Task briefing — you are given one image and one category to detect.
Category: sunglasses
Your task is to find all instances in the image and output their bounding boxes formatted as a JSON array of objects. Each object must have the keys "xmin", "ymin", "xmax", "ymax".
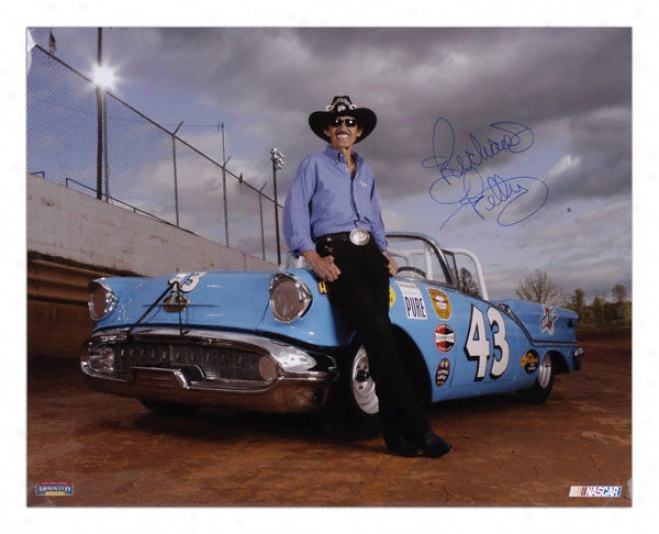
[{"xmin": 329, "ymin": 118, "xmax": 358, "ymax": 128}]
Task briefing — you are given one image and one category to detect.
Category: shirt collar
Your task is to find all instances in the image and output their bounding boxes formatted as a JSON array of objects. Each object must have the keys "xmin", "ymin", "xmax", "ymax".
[{"xmin": 324, "ymin": 144, "xmax": 361, "ymax": 164}]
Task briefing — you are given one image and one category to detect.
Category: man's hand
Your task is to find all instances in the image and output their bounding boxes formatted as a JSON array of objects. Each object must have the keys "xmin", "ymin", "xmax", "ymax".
[
  {"xmin": 302, "ymin": 250, "xmax": 342, "ymax": 282},
  {"xmin": 382, "ymin": 250, "xmax": 399, "ymax": 277}
]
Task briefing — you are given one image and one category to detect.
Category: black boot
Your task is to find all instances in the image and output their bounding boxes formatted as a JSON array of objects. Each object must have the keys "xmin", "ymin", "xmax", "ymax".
[
  {"xmin": 418, "ymin": 430, "xmax": 452, "ymax": 458},
  {"xmin": 384, "ymin": 433, "xmax": 424, "ymax": 457},
  {"xmin": 385, "ymin": 430, "xmax": 452, "ymax": 458}
]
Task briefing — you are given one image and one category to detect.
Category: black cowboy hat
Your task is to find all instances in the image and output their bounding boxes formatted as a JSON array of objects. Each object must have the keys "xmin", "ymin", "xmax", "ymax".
[{"xmin": 308, "ymin": 95, "xmax": 377, "ymax": 143}]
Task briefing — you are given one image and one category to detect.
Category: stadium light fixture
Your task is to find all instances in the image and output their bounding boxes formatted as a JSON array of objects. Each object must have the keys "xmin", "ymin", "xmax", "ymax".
[{"xmin": 91, "ymin": 63, "xmax": 118, "ymax": 91}]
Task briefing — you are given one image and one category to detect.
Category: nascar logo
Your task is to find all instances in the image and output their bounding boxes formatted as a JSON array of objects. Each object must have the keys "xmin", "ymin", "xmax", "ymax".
[{"xmin": 569, "ymin": 485, "xmax": 623, "ymax": 498}]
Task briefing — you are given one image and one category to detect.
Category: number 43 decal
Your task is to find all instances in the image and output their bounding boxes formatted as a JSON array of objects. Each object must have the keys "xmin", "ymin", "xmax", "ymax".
[
  {"xmin": 465, "ymin": 305, "xmax": 510, "ymax": 381},
  {"xmin": 168, "ymin": 271, "xmax": 207, "ymax": 293}
]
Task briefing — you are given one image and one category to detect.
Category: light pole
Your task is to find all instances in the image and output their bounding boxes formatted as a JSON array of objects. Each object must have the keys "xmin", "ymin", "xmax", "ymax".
[
  {"xmin": 92, "ymin": 27, "xmax": 119, "ymax": 202},
  {"xmin": 171, "ymin": 121, "xmax": 183, "ymax": 226},
  {"xmin": 96, "ymin": 28, "xmax": 103, "ymax": 200},
  {"xmin": 258, "ymin": 183, "xmax": 267, "ymax": 261},
  {"xmin": 269, "ymin": 147, "xmax": 285, "ymax": 265},
  {"xmin": 221, "ymin": 123, "xmax": 230, "ymax": 246}
]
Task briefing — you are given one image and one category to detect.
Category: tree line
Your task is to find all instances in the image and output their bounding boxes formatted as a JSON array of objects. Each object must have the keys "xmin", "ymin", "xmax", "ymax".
[{"xmin": 514, "ymin": 269, "xmax": 631, "ymax": 329}]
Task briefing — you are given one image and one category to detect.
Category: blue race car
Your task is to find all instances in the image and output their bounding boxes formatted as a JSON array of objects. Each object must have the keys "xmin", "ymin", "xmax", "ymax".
[{"xmin": 80, "ymin": 231, "xmax": 583, "ymax": 437}]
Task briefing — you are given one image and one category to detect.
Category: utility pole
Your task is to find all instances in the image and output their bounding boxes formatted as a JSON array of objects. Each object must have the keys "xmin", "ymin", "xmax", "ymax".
[{"xmin": 269, "ymin": 147, "xmax": 285, "ymax": 265}]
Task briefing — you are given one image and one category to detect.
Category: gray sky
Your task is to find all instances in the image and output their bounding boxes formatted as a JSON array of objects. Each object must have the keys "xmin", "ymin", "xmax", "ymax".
[{"xmin": 27, "ymin": 25, "xmax": 631, "ymax": 301}]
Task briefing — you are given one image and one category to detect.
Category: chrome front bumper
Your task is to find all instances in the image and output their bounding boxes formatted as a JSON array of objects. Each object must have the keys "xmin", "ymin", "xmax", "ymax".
[{"xmin": 80, "ymin": 329, "xmax": 338, "ymax": 413}]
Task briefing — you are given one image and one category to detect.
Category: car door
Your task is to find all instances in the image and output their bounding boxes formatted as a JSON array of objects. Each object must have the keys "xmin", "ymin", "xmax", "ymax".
[{"xmin": 438, "ymin": 290, "xmax": 529, "ymax": 401}]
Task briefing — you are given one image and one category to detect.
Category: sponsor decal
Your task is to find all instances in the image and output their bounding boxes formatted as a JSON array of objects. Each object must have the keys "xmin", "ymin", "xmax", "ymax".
[
  {"xmin": 389, "ymin": 286, "xmax": 396, "ymax": 308},
  {"xmin": 569, "ymin": 486, "xmax": 623, "ymax": 498},
  {"xmin": 35, "ymin": 481, "xmax": 74, "ymax": 497},
  {"xmin": 434, "ymin": 324, "xmax": 456, "ymax": 353},
  {"xmin": 435, "ymin": 358, "xmax": 451, "ymax": 387},
  {"xmin": 520, "ymin": 351, "xmax": 540, "ymax": 374},
  {"xmin": 540, "ymin": 305, "xmax": 558, "ymax": 335},
  {"xmin": 318, "ymin": 280, "xmax": 329, "ymax": 295},
  {"xmin": 395, "ymin": 281, "xmax": 427, "ymax": 320},
  {"xmin": 427, "ymin": 288, "xmax": 452, "ymax": 319}
]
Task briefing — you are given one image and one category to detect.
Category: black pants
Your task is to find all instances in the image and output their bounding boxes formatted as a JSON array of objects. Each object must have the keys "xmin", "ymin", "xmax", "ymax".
[{"xmin": 316, "ymin": 238, "xmax": 431, "ymax": 442}]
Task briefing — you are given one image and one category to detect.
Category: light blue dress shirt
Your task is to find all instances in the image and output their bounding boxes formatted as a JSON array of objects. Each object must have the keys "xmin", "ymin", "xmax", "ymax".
[{"xmin": 283, "ymin": 145, "xmax": 389, "ymax": 257}]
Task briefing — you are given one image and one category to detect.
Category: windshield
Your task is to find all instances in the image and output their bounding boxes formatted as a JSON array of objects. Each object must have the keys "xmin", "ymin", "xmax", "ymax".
[{"xmin": 387, "ymin": 234, "xmax": 453, "ymax": 286}]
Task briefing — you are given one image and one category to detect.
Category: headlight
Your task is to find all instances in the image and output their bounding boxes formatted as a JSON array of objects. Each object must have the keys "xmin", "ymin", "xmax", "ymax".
[
  {"xmin": 88, "ymin": 280, "xmax": 117, "ymax": 321},
  {"xmin": 269, "ymin": 273, "xmax": 312, "ymax": 323},
  {"xmin": 87, "ymin": 344, "xmax": 117, "ymax": 372},
  {"xmin": 271, "ymin": 345, "xmax": 317, "ymax": 373}
]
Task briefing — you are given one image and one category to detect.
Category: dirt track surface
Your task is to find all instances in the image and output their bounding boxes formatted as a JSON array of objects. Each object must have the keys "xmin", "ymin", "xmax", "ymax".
[{"xmin": 27, "ymin": 329, "xmax": 631, "ymax": 508}]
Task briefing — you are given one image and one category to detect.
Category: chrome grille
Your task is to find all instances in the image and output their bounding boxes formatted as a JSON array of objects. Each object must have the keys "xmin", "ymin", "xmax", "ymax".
[{"xmin": 110, "ymin": 342, "xmax": 265, "ymax": 382}]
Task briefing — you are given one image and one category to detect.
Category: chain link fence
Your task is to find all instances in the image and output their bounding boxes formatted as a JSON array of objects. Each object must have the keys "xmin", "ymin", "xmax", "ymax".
[{"xmin": 27, "ymin": 45, "xmax": 282, "ymax": 263}]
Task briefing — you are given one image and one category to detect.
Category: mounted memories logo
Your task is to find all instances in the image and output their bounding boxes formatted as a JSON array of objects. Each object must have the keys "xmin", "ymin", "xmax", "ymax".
[
  {"xmin": 569, "ymin": 485, "xmax": 622, "ymax": 498},
  {"xmin": 35, "ymin": 481, "xmax": 74, "ymax": 497}
]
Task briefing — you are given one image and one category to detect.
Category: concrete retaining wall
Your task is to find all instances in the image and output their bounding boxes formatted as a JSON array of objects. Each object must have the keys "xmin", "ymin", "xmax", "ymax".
[{"xmin": 27, "ymin": 174, "xmax": 274, "ymax": 276}]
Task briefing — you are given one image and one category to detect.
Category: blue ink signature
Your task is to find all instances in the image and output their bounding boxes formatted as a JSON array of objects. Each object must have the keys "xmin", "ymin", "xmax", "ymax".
[{"xmin": 423, "ymin": 117, "xmax": 549, "ymax": 230}]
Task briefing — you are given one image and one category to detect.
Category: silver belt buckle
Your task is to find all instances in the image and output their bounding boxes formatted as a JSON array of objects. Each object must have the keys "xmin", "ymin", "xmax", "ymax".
[{"xmin": 349, "ymin": 228, "xmax": 370, "ymax": 246}]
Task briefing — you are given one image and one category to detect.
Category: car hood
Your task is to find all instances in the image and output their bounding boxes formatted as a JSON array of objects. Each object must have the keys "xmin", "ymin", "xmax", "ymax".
[{"xmin": 93, "ymin": 271, "xmax": 273, "ymax": 333}]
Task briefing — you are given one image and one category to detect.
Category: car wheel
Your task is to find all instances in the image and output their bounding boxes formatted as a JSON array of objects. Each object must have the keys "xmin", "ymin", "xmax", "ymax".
[
  {"xmin": 516, "ymin": 352, "xmax": 555, "ymax": 404},
  {"xmin": 350, "ymin": 345, "xmax": 380, "ymax": 415},
  {"xmin": 140, "ymin": 399, "xmax": 201, "ymax": 415},
  {"xmin": 321, "ymin": 343, "xmax": 381, "ymax": 440}
]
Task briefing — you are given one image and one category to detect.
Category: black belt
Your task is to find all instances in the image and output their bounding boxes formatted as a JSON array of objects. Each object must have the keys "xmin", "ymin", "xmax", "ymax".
[
  {"xmin": 315, "ymin": 232, "xmax": 351, "ymax": 244},
  {"xmin": 315, "ymin": 229, "xmax": 372, "ymax": 246}
]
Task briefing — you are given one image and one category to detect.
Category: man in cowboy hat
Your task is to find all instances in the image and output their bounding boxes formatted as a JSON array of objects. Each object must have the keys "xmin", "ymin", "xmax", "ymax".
[{"xmin": 283, "ymin": 96, "xmax": 452, "ymax": 458}]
